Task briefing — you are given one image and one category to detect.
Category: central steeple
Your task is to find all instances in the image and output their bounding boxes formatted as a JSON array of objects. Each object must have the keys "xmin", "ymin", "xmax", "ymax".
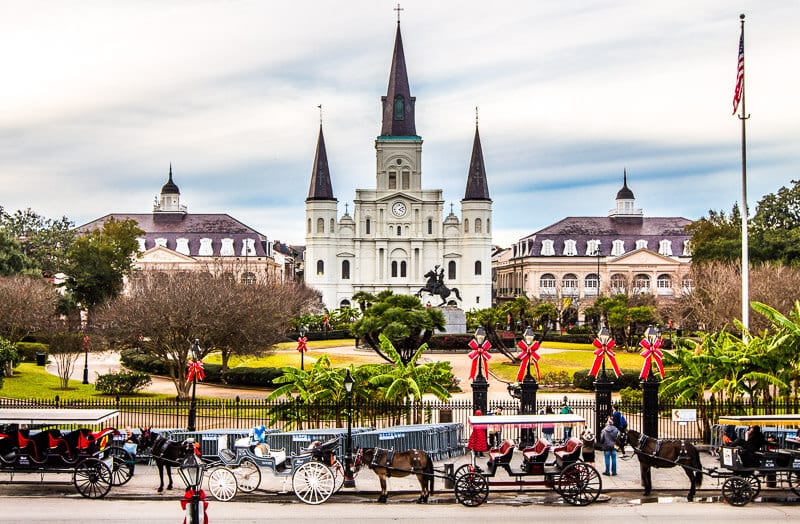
[{"xmin": 380, "ymin": 20, "xmax": 417, "ymax": 137}]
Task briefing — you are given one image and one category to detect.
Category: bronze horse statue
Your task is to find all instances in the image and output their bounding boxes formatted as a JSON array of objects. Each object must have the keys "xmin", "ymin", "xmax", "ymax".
[
  {"xmin": 617, "ymin": 428, "xmax": 703, "ymax": 501},
  {"xmin": 358, "ymin": 447, "xmax": 434, "ymax": 503},
  {"xmin": 416, "ymin": 267, "xmax": 461, "ymax": 307}
]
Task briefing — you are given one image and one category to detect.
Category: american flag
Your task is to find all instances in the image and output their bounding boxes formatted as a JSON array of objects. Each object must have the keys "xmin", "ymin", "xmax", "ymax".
[{"xmin": 732, "ymin": 29, "xmax": 744, "ymax": 115}]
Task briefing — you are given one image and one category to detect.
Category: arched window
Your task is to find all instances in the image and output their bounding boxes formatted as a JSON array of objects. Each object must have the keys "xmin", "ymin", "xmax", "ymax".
[
  {"xmin": 562, "ymin": 273, "xmax": 578, "ymax": 296},
  {"xmin": 474, "ymin": 260, "xmax": 482, "ymax": 275},
  {"xmin": 397, "ymin": 225, "xmax": 402, "ymax": 236},
  {"xmin": 307, "ymin": 218, "xmax": 311, "ymax": 234},
  {"xmin": 584, "ymin": 273, "xmax": 599, "ymax": 295},
  {"xmin": 611, "ymin": 273, "xmax": 626, "ymax": 293},
  {"xmin": 657, "ymin": 274, "xmax": 672, "ymax": 294},
  {"xmin": 448, "ymin": 261, "xmax": 456, "ymax": 280},
  {"xmin": 316, "ymin": 218, "xmax": 324, "ymax": 234},
  {"xmin": 475, "ymin": 218, "xmax": 482, "ymax": 233},
  {"xmin": 391, "ymin": 261, "xmax": 398, "ymax": 277},
  {"xmin": 400, "ymin": 261, "xmax": 407, "ymax": 277},
  {"xmin": 633, "ymin": 274, "xmax": 651, "ymax": 293},
  {"xmin": 341, "ymin": 260, "xmax": 350, "ymax": 280},
  {"xmin": 330, "ymin": 218, "xmax": 335, "ymax": 233},
  {"xmin": 540, "ymin": 274, "xmax": 556, "ymax": 295},
  {"xmin": 427, "ymin": 218, "xmax": 433, "ymax": 234},
  {"xmin": 365, "ymin": 218, "xmax": 371, "ymax": 235},
  {"xmin": 487, "ymin": 218, "xmax": 491, "ymax": 233},
  {"xmin": 389, "ymin": 172, "xmax": 397, "ymax": 189},
  {"xmin": 316, "ymin": 260, "xmax": 324, "ymax": 275},
  {"xmin": 464, "ymin": 219, "xmax": 469, "ymax": 233},
  {"xmin": 402, "ymin": 171, "xmax": 410, "ymax": 189},
  {"xmin": 241, "ymin": 272, "xmax": 256, "ymax": 285},
  {"xmin": 393, "ymin": 95, "xmax": 405, "ymax": 120}
]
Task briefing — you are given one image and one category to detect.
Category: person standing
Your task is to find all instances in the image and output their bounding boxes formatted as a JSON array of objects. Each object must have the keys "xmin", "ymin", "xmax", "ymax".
[
  {"xmin": 540, "ymin": 405, "xmax": 555, "ymax": 442},
  {"xmin": 468, "ymin": 410, "xmax": 488, "ymax": 457},
  {"xmin": 600, "ymin": 419, "xmax": 620, "ymax": 476},
  {"xmin": 560, "ymin": 396, "xmax": 573, "ymax": 440}
]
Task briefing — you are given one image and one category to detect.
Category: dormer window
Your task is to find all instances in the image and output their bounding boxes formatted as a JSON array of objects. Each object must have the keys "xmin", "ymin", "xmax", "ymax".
[
  {"xmin": 563, "ymin": 239, "xmax": 577, "ymax": 256},
  {"xmin": 611, "ymin": 239, "xmax": 625, "ymax": 256},
  {"xmin": 155, "ymin": 238, "xmax": 167, "ymax": 248},
  {"xmin": 241, "ymin": 238, "xmax": 256, "ymax": 256},
  {"xmin": 659, "ymin": 240, "xmax": 673, "ymax": 256},
  {"xmin": 199, "ymin": 238, "xmax": 213, "ymax": 256},
  {"xmin": 393, "ymin": 95, "xmax": 405, "ymax": 120},
  {"xmin": 221, "ymin": 238, "xmax": 235, "ymax": 256},
  {"xmin": 683, "ymin": 239, "xmax": 692, "ymax": 256},
  {"xmin": 586, "ymin": 239, "xmax": 601, "ymax": 256},
  {"xmin": 136, "ymin": 238, "xmax": 146, "ymax": 252},
  {"xmin": 176, "ymin": 238, "xmax": 190, "ymax": 255},
  {"xmin": 636, "ymin": 239, "xmax": 648, "ymax": 250},
  {"xmin": 541, "ymin": 239, "xmax": 555, "ymax": 256}
]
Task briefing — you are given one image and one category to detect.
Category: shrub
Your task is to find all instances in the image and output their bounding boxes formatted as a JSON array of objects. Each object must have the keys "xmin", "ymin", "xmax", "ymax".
[
  {"xmin": 120, "ymin": 349, "xmax": 171, "ymax": 375},
  {"xmin": 94, "ymin": 369, "xmax": 152, "ymax": 395},
  {"xmin": 572, "ymin": 368, "xmax": 643, "ymax": 391},
  {"xmin": 15, "ymin": 342, "xmax": 48, "ymax": 362},
  {"xmin": 221, "ymin": 367, "xmax": 284, "ymax": 387},
  {"xmin": 619, "ymin": 386, "xmax": 643, "ymax": 404}
]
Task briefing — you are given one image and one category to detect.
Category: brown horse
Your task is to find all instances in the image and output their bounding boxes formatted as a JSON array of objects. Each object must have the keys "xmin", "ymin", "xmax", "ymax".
[
  {"xmin": 617, "ymin": 428, "xmax": 703, "ymax": 501},
  {"xmin": 358, "ymin": 448, "xmax": 434, "ymax": 503},
  {"xmin": 139, "ymin": 428, "xmax": 198, "ymax": 492}
]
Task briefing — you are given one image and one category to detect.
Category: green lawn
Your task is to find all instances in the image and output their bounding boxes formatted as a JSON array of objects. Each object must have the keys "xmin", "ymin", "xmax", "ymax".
[
  {"xmin": 490, "ymin": 347, "xmax": 645, "ymax": 382},
  {"xmin": 0, "ymin": 363, "xmax": 171, "ymax": 401}
]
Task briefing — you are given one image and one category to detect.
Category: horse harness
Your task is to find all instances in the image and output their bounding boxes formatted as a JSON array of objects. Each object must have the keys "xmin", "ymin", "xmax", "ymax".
[
  {"xmin": 635, "ymin": 434, "xmax": 689, "ymax": 460},
  {"xmin": 370, "ymin": 448, "xmax": 426, "ymax": 477}
]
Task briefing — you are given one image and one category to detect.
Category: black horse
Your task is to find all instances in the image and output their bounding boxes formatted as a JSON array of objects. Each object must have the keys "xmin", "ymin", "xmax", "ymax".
[
  {"xmin": 617, "ymin": 428, "xmax": 704, "ymax": 501},
  {"xmin": 139, "ymin": 428, "xmax": 198, "ymax": 492},
  {"xmin": 417, "ymin": 268, "xmax": 462, "ymax": 307}
]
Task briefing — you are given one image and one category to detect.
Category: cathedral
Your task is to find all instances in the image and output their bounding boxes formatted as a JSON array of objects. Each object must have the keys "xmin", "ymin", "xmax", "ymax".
[{"xmin": 304, "ymin": 19, "xmax": 493, "ymax": 312}]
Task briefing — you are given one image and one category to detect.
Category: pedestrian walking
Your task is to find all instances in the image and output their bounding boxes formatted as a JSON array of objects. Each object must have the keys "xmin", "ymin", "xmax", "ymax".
[{"xmin": 600, "ymin": 418, "xmax": 619, "ymax": 476}]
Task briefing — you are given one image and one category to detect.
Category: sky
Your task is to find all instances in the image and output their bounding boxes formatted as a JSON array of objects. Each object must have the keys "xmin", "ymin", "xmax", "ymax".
[{"xmin": 1, "ymin": 1, "xmax": 798, "ymax": 249}]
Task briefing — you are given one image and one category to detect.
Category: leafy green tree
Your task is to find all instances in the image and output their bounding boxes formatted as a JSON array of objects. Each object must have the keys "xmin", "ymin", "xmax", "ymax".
[
  {"xmin": 685, "ymin": 205, "xmax": 742, "ymax": 264},
  {"xmin": 0, "ymin": 337, "xmax": 20, "ymax": 381},
  {"xmin": 751, "ymin": 180, "xmax": 800, "ymax": 265},
  {"xmin": 0, "ymin": 230, "xmax": 36, "ymax": 276},
  {"xmin": 0, "ymin": 208, "xmax": 75, "ymax": 276},
  {"xmin": 351, "ymin": 292, "xmax": 445, "ymax": 365},
  {"xmin": 368, "ymin": 333, "xmax": 450, "ymax": 403},
  {"xmin": 64, "ymin": 218, "xmax": 143, "ymax": 320}
]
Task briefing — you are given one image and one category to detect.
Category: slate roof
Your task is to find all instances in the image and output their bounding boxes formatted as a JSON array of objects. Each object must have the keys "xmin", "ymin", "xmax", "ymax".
[
  {"xmin": 77, "ymin": 213, "xmax": 270, "ymax": 257},
  {"xmin": 518, "ymin": 216, "xmax": 692, "ymax": 257},
  {"xmin": 307, "ymin": 125, "xmax": 335, "ymax": 200},
  {"xmin": 380, "ymin": 22, "xmax": 417, "ymax": 137},
  {"xmin": 463, "ymin": 125, "xmax": 491, "ymax": 201}
]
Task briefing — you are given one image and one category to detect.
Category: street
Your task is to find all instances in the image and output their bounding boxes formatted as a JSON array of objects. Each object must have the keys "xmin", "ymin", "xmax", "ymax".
[{"xmin": 3, "ymin": 497, "xmax": 800, "ymax": 523}]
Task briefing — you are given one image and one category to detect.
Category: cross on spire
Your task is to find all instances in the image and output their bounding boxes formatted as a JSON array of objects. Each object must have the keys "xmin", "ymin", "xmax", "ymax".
[
  {"xmin": 318, "ymin": 104, "xmax": 323, "ymax": 126},
  {"xmin": 394, "ymin": 3, "xmax": 403, "ymax": 23},
  {"xmin": 475, "ymin": 106, "xmax": 479, "ymax": 127}
]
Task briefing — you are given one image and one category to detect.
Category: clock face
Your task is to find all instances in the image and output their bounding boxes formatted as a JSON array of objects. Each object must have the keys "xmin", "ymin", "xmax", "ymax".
[{"xmin": 392, "ymin": 201, "xmax": 407, "ymax": 217}]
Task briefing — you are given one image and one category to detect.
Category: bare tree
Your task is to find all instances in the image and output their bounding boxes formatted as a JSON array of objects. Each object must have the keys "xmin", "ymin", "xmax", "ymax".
[
  {"xmin": 95, "ymin": 271, "xmax": 321, "ymax": 398},
  {"xmin": 0, "ymin": 275, "xmax": 59, "ymax": 343},
  {"xmin": 48, "ymin": 332, "xmax": 84, "ymax": 389}
]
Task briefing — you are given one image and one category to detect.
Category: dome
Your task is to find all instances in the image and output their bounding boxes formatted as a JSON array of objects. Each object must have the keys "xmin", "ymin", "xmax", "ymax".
[
  {"xmin": 161, "ymin": 165, "xmax": 180, "ymax": 195},
  {"xmin": 616, "ymin": 169, "xmax": 634, "ymax": 200}
]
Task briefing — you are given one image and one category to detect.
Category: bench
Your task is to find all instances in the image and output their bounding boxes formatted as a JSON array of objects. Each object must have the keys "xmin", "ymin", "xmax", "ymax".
[
  {"xmin": 554, "ymin": 437, "xmax": 583, "ymax": 468},
  {"xmin": 522, "ymin": 438, "xmax": 551, "ymax": 464},
  {"xmin": 488, "ymin": 439, "xmax": 516, "ymax": 465}
]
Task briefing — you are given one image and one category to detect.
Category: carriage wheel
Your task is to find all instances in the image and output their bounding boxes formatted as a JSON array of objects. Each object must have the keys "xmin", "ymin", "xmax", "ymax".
[
  {"xmin": 788, "ymin": 471, "xmax": 800, "ymax": 497},
  {"xmin": 207, "ymin": 467, "xmax": 238, "ymax": 502},
  {"xmin": 453, "ymin": 467, "xmax": 489, "ymax": 507},
  {"xmin": 742, "ymin": 473, "xmax": 761, "ymax": 499},
  {"xmin": 233, "ymin": 458, "xmax": 261, "ymax": 493},
  {"xmin": 73, "ymin": 458, "xmax": 113, "ymax": 499},
  {"xmin": 106, "ymin": 445, "xmax": 134, "ymax": 486},
  {"xmin": 722, "ymin": 476, "xmax": 754, "ymax": 506},
  {"xmin": 556, "ymin": 462, "xmax": 601, "ymax": 506},
  {"xmin": 292, "ymin": 461, "xmax": 335, "ymax": 505},
  {"xmin": 331, "ymin": 460, "xmax": 346, "ymax": 493}
]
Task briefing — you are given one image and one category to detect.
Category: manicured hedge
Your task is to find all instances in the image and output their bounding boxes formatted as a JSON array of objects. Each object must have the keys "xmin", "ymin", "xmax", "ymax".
[
  {"xmin": 221, "ymin": 367, "xmax": 283, "ymax": 387},
  {"xmin": 95, "ymin": 370, "xmax": 152, "ymax": 395},
  {"xmin": 572, "ymin": 368, "xmax": 644, "ymax": 391},
  {"xmin": 15, "ymin": 342, "xmax": 48, "ymax": 362}
]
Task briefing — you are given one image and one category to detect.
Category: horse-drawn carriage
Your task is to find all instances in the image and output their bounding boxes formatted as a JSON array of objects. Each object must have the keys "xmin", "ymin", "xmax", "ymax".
[
  {"xmin": 0, "ymin": 409, "xmax": 133, "ymax": 498},
  {"xmin": 453, "ymin": 414, "xmax": 602, "ymax": 506}
]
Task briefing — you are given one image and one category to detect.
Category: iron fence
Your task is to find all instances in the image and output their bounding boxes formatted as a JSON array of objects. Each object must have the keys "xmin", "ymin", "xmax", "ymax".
[{"xmin": 2, "ymin": 396, "xmax": 798, "ymax": 444}]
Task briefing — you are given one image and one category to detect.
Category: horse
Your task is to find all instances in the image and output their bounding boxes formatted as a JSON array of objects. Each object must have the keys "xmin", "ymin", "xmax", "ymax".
[
  {"xmin": 139, "ymin": 428, "xmax": 198, "ymax": 492},
  {"xmin": 617, "ymin": 428, "xmax": 704, "ymax": 501},
  {"xmin": 358, "ymin": 447, "xmax": 434, "ymax": 503},
  {"xmin": 416, "ymin": 269, "xmax": 462, "ymax": 307}
]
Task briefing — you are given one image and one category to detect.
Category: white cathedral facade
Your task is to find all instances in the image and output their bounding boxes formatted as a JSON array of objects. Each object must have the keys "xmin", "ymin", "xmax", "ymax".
[{"xmin": 304, "ymin": 20, "xmax": 492, "ymax": 312}]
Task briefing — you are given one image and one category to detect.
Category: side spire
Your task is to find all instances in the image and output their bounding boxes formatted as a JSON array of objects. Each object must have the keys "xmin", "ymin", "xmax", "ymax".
[
  {"xmin": 380, "ymin": 18, "xmax": 416, "ymax": 136},
  {"xmin": 463, "ymin": 117, "xmax": 491, "ymax": 201},
  {"xmin": 307, "ymin": 124, "xmax": 335, "ymax": 200}
]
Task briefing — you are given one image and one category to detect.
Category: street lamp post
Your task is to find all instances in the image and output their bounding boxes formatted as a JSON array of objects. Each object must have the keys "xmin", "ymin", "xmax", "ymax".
[
  {"xmin": 178, "ymin": 450, "xmax": 205, "ymax": 524},
  {"xmin": 593, "ymin": 326, "xmax": 613, "ymax": 441},
  {"xmin": 343, "ymin": 369, "xmax": 355, "ymax": 488},
  {"xmin": 81, "ymin": 335, "xmax": 90, "ymax": 385},
  {"xmin": 469, "ymin": 327, "xmax": 489, "ymax": 415},
  {"xmin": 187, "ymin": 339, "xmax": 200, "ymax": 432},
  {"xmin": 518, "ymin": 327, "xmax": 539, "ymax": 447},
  {"xmin": 641, "ymin": 325, "xmax": 662, "ymax": 439}
]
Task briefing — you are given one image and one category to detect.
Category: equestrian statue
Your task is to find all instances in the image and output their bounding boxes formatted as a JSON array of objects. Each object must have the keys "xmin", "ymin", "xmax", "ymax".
[{"xmin": 416, "ymin": 265, "xmax": 461, "ymax": 307}]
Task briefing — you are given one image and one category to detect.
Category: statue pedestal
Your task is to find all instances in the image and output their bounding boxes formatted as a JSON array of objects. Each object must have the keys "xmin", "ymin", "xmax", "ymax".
[{"xmin": 438, "ymin": 306, "xmax": 466, "ymax": 334}]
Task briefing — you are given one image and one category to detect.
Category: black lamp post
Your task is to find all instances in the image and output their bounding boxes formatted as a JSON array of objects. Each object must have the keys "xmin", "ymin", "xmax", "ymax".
[
  {"xmin": 343, "ymin": 369, "xmax": 355, "ymax": 488},
  {"xmin": 470, "ymin": 327, "xmax": 489, "ymax": 415},
  {"xmin": 187, "ymin": 339, "xmax": 200, "ymax": 432},
  {"xmin": 642, "ymin": 324, "xmax": 661, "ymax": 439},
  {"xmin": 299, "ymin": 325, "xmax": 308, "ymax": 371},
  {"xmin": 178, "ymin": 450, "xmax": 205, "ymax": 524},
  {"xmin": 82, "ymin": 335, "xmax": 90, "ymax": 385},
  {"xmin": 519, "ymin": 327, "xmax": 539, "ymax": 447},
  {"xmin": 594, "ymin": 326, "xmax": 613, "ymax": 441}
]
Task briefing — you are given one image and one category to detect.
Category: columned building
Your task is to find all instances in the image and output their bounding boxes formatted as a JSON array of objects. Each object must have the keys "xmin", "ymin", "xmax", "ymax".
[
  {"xmin": 304, "ymin": 19, "xmax": 493, "ymax": 311},
  {"xmin": 493, "ymin": 172, "xmax": 692, "ymax": 325}
]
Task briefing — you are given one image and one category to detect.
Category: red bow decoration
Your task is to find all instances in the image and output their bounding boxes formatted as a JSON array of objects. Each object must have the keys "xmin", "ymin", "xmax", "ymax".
[
  {"xmin": 297, "ymin": 336, "xmax": 308, "ymax": 353},
  {"xmin": 589, "ymin": 337, "xmax": 622, "ymax": 378},
  {"xmin": 639, "ymin": 337, "xmax": 665, "ymax": 379},
  {"xmin": 181, "ymin": 488, "xmax": 209, "ymax": 524},
  {"xmin": 186, "ymin": 359, "xmax": 205, "ymax": 383},
  {"xmin": 468, "ymin": 339, "xmax": 492, "ymax": 379},
  {"xmin": 515, "ymin": 339, "xmax": 541, "ymax": 381}
]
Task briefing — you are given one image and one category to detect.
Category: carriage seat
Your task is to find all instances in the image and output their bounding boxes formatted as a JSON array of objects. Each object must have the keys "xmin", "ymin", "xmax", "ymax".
[
  {"xmin": 522, "ymin": 438, "xmax": 551, "ymax": 464},
  {"xmin": 554, "ymin": 437, "xmax": 583, "ymax": 468},
  {"xmin": 488, "ymin": 439, "xmax": 516, "ymax": 465}
]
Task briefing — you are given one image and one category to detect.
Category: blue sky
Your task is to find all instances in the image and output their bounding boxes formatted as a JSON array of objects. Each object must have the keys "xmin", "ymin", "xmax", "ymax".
[{"xmin": 1, "ymin": 1, "xmax": 798, "ymax": 248}]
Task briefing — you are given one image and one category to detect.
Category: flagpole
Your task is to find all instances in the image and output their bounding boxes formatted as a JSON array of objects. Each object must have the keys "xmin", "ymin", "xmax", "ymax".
[{"xmin": 736, "ymin": 13, "xmax": 750, "ymax": 338}]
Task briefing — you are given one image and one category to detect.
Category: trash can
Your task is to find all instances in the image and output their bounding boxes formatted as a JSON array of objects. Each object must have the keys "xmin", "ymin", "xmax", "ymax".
[
  {"xmin": 443, "ymin": 463, "xmax": 454, "ymax": 489},
  {"xmin": 36, "ymin": 352, "xmax": 46, "ymax": 366}
]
